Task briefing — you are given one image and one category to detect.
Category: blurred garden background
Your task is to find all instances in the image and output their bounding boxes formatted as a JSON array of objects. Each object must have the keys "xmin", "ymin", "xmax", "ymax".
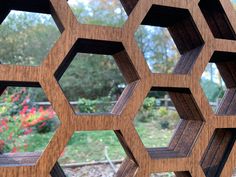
[{"xmin": 0, "ymin": 0, "xmax": 235, "ymax": 176}]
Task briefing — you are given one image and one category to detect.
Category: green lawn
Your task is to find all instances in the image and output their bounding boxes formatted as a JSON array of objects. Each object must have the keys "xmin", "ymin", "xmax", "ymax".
[{"xmin": 12, "ymin": 121, "xmax": 176, "ymax": 164}]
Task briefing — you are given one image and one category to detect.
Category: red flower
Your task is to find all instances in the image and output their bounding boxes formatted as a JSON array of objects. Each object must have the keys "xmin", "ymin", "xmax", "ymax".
[
  {"xmin": 1, "ymin": 119, "xmax": 7, "ymax": 127},
  {"xmin": 30, "ymin": 107, "xmax": 36, "ymax": 114},
  {"xmin": 20, "ymin": 106, "xmax": 28, "ymax": 115},
  {"xmin": 1, "ymin": 119, "xmax": 8, "ymax": 130},
  {"xmin": 0, "ymin": 140, "xmax": 4, "ymax": 145},
  {"xmin": 11, "ymin": 147, "xmax": 17, "ymax": 153},
  {"xmin": 38, "ymin": 106, "xmax": 44, "ymax": 113}
]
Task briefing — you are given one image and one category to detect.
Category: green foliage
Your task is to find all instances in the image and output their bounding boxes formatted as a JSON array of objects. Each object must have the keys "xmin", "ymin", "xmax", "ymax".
[
  {"xmin": 69, "ymin": 0, "xmax": 127, "ymax": 27},
  {"xmin": 76, "ymin": 96, "xmax": 116, "ymax": 113},
  {"xmin": 201, "ymin": 79, "xmax": 225, "ymax": 102},
  {"xmin": 0, "ymin": 0, "xmax": 182, "ymax": 101},
  {"xmin": 135, "ymin": 26, "xmax": 180, "ymax": 73},
  {"xmin": 60, "ymin": 54, "xmax": 124, "ymax": 100},
  {"xmin": 0, "ymin": 88, "xmax": 59, "ymax": 153},
  {"xmin": 135, "ymin": 97, "xmax": 179, "ymax": 130},
  {"xmin": 77, "ymin": 98, "xmax": 97, "ymax": 113},
  {"xmin": 0, "ymin": 12, "xmax": 60, "ymax": 65},
  {"xmin": 142, "ymin": 97, "xmax": 156, "ymax": 110},
  {"xmin": 136, "ymin": 97, "xmax": 156, "ymax": 122},
  {"xmin": 158, "ymin": 107, "xmax": 168, "ymax": 117}
]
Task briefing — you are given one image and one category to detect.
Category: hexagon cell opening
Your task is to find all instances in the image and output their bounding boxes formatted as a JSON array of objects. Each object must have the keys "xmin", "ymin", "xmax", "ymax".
[
  {"xmin": 0, "ymin": 86, "xmax": 60, "ymax": 166},
  {"xmin": 201, "ymin": 63, "xmax": 226, "ymax": 113},
  {"xmin": 134, "ymin": 90, "xmax": 181, "ymax": 148},
  {"xmin": 57, "ymin": 130, "xmax": 138, "ymax": 177},
  {"xmin": 57, "ymin": 39, "xmax": 139, "ymax": 115},
  {"xmin": 135, "ymin": 25, "xmax": 180, "ymax": 74},
  {"xmin": 0, "ymin": 10, "xmax": 60, "ymax": 66},
  {"xmin": 135, "ymin": 4, "xmax": 204, "ymax": 74},
  {"xmin": 67, "ymin": 0, "xmax": 128, "ymax": 27},
  {"xmin": 201, "ymin": 51, "xmax": 236, "ymax": 115},
  {"xmin": 135, "ymin": 87, "xmax": 204, "ymax": 159}
]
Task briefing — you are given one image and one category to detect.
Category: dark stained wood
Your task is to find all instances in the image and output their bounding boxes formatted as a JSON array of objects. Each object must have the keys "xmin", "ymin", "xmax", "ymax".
[
  {"xmin": 115, "ymin": 157, "xmax": 138, "ymax": 177},
  {"xmin": 175, "ymin": 171, "xmax": 192, "ymax": 177},
  {"xmin": 0, "ymin": 9, "xmax": 10, "ymax": 24},
  {"xmin": 120, "ymin": 0, "xmax": 139, "ymax": 15},
  {"xmin": 1, "ymin": 0, "xmax": 52, "ymax": 14},
  {"xmin": 0, "ymin": 0, "xmax": 236, "ymax": 177},
  {"xmin": 201, "ymin": 129, "xmax": 236, "ymax": 177},
  {"xmin": 50, "ymin": 162, "xmax": 66, "ymax": 177},
  {"xmin": 199, "ymin": 0, "xmax": 236, "ymax": 40}
]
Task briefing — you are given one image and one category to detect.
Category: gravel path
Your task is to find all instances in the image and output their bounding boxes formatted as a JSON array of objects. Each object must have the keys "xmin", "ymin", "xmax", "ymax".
[
  {"xmin": 63, "ymin": 164, "xmax": 236, "ymax": 177},
  {"xmin": 62, "ymin": 164, "xmax": 120, "ymax": 177},
  {"xmin": 62, "ymin": 164, "xmax": 175, "ymax": 177}
]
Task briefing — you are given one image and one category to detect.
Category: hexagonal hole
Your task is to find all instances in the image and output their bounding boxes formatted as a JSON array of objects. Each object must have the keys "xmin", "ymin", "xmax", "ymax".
[
  {"xmin": 0, "ymin": 86, "xmax": 60, "ymax": 166},
  {"xmin": 0, "ymin": 10, "xmax": 61, "ymax": 65},
  {"xmin": 56, "ymin": 39, "xmax": 139, "ymax": 115},
  {"xmin": 200, "ymin": 51, "xmax": 236, "ymax": 115},
  {"xmin": 199, "ymin": 0, "xmax": 236, "ymax": 40},
  {"xmin": 134, "ymin": 5, "xmax": 204, "ymax": 74},
  {"xmin": 134, "ymin": 87, "xmax": 204, "ymax": 159},
  {"xmin": 135, "ymin": 26, "xmax": 180, "ymax": 73},
  {"xmin": 201, "ymin": 128, "xmax": 236, "ymax": 177},
  {"xmin": 151, "ymin": 171, "xmax": 191, "ymax": 177},
  {"xmin": 201, "ymin": 63, "xmax": 226, "ymax": 112},
  {"xmin": 57, "ymin": 130, "xmax": 138, "ymax": 177},
  {"xmin": 134, "ymin": 91, "xmax": 180, "ymax": 148},
  {"xmin": 67, "ymin": 0, "xmax": 128, "ymax": 27}
]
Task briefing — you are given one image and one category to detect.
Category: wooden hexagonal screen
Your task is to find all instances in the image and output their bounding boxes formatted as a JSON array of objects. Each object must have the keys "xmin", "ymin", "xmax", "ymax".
[{"xmin": 1, "ymin": 0, "xmax": 236, "ymax": 177}]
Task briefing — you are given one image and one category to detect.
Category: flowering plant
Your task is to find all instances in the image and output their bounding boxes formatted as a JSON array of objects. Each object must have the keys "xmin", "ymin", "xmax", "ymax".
[{"xmin": 0, "ymin": 88, "xmax": 59, "ymax": 153}]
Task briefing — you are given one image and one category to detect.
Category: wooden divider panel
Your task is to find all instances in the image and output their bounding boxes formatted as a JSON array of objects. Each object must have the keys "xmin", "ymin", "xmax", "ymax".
[{"xmin": 0, "ymin": 0, "xmax": 236, "ymax": 177}]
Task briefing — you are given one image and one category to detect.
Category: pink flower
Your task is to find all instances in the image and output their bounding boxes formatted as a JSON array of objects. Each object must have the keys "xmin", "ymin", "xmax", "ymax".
[
  {"xmin": 38, "ymin": 122, "xmax": 47, "ymax": 129},
  {"xmin": 30, "ymin": 107, "xmax": 36, "ymax": 114}
]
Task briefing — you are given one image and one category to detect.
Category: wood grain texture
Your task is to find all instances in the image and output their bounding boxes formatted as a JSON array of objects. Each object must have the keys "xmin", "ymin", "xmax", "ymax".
[{"xmin": 0, "ymin": 0, "xmax": 236, "ymax": 177}]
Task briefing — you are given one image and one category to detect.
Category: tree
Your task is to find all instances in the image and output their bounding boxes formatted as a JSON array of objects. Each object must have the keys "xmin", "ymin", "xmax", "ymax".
[
  {"xmin": 135, "ymin": 26, "xmax": 179, "ymax": 73},
  {"xmin": 0, "ymin": 0, "xmax": 181, "ymax": 101},
  {"xmin": 0, "ymin": 12, "xmax": 60, "ymax": 65}
]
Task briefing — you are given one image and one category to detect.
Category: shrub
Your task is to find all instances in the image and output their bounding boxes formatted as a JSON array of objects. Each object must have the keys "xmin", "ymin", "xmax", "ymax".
[
  {"xmin": 0, "ymin": 88, "xmax": 59, "ymax": 153},
  {"xmin": 77, "ymin": 97, "xmax": 115, "ymax": 113}
]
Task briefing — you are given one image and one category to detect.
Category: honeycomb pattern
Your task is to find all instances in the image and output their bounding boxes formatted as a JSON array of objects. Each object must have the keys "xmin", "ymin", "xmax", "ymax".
[{"xmin": 0, "ymin": 0, "xmax": 236, "ymax": 177}]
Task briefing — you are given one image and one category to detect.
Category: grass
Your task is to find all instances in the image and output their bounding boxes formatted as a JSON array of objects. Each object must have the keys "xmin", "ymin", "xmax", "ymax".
[
  {"xmin": 135, "ymin": 121, "xmax": 175, "ymax": 148},
  {"xmin": 11, "ymin": 121, "xmax": 176, "ymax": 164}
]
